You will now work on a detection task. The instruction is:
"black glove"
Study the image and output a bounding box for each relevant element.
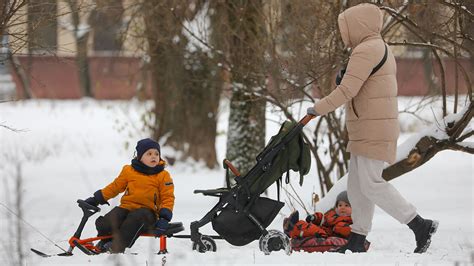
[305,214,315,223]
[84,190,109,207]
[84,196,99,207]
[307,107,319,116]
[335,67,346,85]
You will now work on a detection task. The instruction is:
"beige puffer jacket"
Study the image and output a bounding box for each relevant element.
[314,3,399,164]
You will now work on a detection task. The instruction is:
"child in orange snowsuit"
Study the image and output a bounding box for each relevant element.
[284,191,352,239]
[82,138,175,253]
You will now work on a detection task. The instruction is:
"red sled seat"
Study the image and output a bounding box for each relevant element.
[291,236,370,253]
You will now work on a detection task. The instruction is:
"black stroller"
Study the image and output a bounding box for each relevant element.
[191,115,314,255]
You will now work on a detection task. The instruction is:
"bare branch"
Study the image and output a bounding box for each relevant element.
[381,5,473,56]
[0,124,26,132]
[447,101,474,140]
[447,142,474,154]
[458,130,474,142]
[438,0,474,19]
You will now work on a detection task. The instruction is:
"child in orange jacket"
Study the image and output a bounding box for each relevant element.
[284,191,352,239]
[83,138,175,253]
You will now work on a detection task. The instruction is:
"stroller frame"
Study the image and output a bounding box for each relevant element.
[191,115,314,253]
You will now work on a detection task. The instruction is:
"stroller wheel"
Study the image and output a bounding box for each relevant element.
[259,230,291,255]
[192,235,217,253]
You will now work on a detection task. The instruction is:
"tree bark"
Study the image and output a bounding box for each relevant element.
[67,0,92,98]
[76,33,92,97]
[226,87,266,176]
[143,1,220,168]
[213,0,267,176]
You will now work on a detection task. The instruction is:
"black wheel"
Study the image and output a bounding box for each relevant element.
[192,235,217,253]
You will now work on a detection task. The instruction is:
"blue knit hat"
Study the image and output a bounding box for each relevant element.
[136,138,161,160]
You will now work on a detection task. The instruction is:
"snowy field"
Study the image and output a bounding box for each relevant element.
[0,97,472,266]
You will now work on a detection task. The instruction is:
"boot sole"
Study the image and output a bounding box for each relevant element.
[415,220,439,253]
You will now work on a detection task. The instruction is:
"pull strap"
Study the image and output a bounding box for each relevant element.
[369,44,388,76]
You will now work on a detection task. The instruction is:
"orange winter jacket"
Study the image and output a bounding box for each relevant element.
[289,209,352,239]
[289,220,328,239]
[313,209,352,238]
[100,163,175,218]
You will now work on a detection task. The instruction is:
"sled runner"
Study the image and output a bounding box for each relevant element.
[31,199,186,257]
[190,115,314,255]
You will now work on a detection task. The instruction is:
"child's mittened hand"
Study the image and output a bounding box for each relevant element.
[84,197,99,207]
[155,218,169,236]
[306,212,323,225]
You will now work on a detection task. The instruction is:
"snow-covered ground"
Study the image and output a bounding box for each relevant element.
[0,97,472,265]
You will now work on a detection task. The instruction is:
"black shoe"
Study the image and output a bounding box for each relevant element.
[336,232,367,253]
[95,239,112,253]
[407,215,439,253]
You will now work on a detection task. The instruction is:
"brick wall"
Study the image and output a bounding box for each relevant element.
[10,55,472,99]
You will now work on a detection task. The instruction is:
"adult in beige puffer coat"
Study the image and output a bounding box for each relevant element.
[307,3,438,253]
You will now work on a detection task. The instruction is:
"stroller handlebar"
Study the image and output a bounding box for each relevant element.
[223,159,241,177]
[299,114,316,126]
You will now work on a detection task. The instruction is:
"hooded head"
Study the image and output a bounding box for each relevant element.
[338,3,383,48]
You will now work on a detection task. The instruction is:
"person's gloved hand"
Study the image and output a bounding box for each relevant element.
[335,67,346,85]
[84,196,99,207]
[155,218,169,236]
[84,190,109,207]
[155,208,173,236]
[305,212,323,225]
[305,214,315,223]
[307,107,319,117]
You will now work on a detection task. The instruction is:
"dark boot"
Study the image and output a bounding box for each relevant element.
[95,239,112,253]
[407,215,439,253]
[283,210,299,235]
[336,232,367,253]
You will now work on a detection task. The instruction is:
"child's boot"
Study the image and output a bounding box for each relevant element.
[336,232,367,253]
[283,210,299,235]
[407,215,439,253]
[95,239,112,253]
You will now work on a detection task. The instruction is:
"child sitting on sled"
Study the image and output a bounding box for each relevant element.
[82,138,175,253]
[283,191,369,252]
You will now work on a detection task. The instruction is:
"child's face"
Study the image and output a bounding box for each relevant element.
[336,201,352,216]
[140,148,160,168]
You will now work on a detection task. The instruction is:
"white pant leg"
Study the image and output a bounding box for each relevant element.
[356,155,418,224]
[348,156,375,236]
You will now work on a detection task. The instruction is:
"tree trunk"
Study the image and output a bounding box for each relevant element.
[143,1,220,168]
[76,33,92,97]
[216,0,267,176]
[226,87,266,176]
[66,0,92,98]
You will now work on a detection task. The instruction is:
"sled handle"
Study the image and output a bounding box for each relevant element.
[299,114,316,126]
[223,159,241,177]
[77,199,100,213]
[71,200,100,240]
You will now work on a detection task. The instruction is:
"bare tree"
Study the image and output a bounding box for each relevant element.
[135,0,222,168]
[253,0,472,195]
[63,0,96,97]
[208,0,267,177]
[0,0,27,44]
